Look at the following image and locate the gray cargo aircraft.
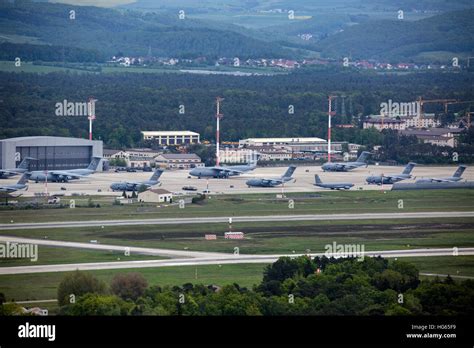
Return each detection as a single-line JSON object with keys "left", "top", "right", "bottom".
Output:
{"left": 416, "top": 165, "right": 466, "bottom": 183}
{"left": 189, "top": 160, "right": 257, "bottom": 179}
{"left": 321, "top": 152, "right": 371, "bottom": 172}
{"left": 314, "top": 174, "right": 354, "bottom": 190}
{"left": 0, "top": 157, "right": 35, "bottom": 179}
{"left": 29, "top": 157, "right": 102, "bottom": 183}
{"left": 110, "top": 169, "right": 163, "bottom": 191}
{"left": 366, "top": 162, "right": 416, "bottom": 185}
{"left": 246, "top": 165, "right": 296, "bottom": 187}
{"left": 0, "top": 173, "right": 31, "bottom": 193}
{"left": 392, "top": 181, "right": 474, "bottom": 190}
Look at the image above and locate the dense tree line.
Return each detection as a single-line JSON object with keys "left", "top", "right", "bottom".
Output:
{"left": 0, "top": 43, "right": 106, "bottom": 63}
{"left": 1, "top": 69, "right": 473, "bottom": 163}
{"left": 3, "top": 256, "right": 471, "bottom": 316}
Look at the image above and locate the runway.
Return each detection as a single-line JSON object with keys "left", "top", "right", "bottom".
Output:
{"left": 1, "top": 211, "right": 474, "bottom": 230}
{"left": 2, "top": 164, "right": 472, "bottom": 197}
{"left": 0, "top": 235, "right": 225, "bottom": 259}
{"left": 1, "top": 246, "right": 472, "bottom": 275}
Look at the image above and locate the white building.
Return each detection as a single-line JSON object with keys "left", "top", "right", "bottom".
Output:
{"left": 141, "top": 131, "right": 200, "bottom": 146}
{"left": 400, "top": 128, "right": 463, "bottom": 148}
{"left": 155, "top": 153, "right": 204, "bottom": 169}
{"left": 239, "top": 137, "right": 326, "bottom": 147}
{"left": 219, "top": 148, "right": 259, "bottom": 163}
{"left": 138, "top": 189, "right": 173, "bottom": 203}
{"left": 103, "top": 148, "right": 162, "bottom": 167}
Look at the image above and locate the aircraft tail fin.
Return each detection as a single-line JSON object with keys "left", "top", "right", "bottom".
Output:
{"left": 282, "top": 165, "right": 296, "bottom": 179}
{"left": 453, "top": 165, "right": 466, "bottom": 178}
{"left": 87, "top": 157, "right": 102, "bottom": 171}
{"left": 17, "top": 172, "right": 31, "bottom": 185}
{"left": 150, "top": 169, "right": 164, "bottom": 182}
{"left": 402, "top": 162, "right": 416, "bottom": 175}
{"left": 315, "top": 174, "right": 322, "bottom": 185}
{"left": 18, "top": 157, "right": 35, "bottom": 170}
{"left": 356, "top": 151, "right": 371, "bottom": 163}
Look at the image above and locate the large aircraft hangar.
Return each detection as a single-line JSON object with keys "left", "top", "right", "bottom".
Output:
{"left": 0, "top": 136, "right": 103, "bottom": 171}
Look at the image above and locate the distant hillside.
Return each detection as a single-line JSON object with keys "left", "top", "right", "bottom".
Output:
{"left": 0, "top": 1, "right": 294, "bottom": 60}
{"left": 314, "top": 10, "right": 474, "bottom": 63}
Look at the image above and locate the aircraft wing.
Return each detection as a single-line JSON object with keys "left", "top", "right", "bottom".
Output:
{"left": 0, "top": 170, "right": 22, "bottom": 176}
{"left": 48, "top": 171, "right": 88, "bottom": 179}
{"left": 428, "top": 178, "right": 452, "bottom": 183}
{"left": 384, "top": 175, "right": 404, "bottom": 180}
{"left": 125, "top": 182, "right": 152, "bottom": 187}
{"left": 213, "top": 167, "right": 244, "bottom": 175}
{"left": 262, "top": 179, "right": 282, "bottom": 186}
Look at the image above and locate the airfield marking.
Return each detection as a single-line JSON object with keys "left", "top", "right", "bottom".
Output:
{"left": 1, "top": 248, "right": 473, "bottom": 275}
{"left": 1, "top": 211, "right": 474, "bottom": 230}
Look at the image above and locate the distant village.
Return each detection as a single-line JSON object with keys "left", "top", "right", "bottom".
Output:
{"left": 109, "top": 54, "right": 464, "bottom": 72}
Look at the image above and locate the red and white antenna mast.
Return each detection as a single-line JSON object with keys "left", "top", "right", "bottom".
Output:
{"left": 215, "top": 97, "right": 224, "bottom": 166}
{"left": 87, "top": 97, "right": 97, "bottom": 140}
{"left": 327, "top": 95, "right": 337, "bottom": 162}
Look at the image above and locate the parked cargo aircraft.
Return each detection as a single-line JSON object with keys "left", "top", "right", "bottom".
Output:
{"left": 416, "top": 165, "right": 466, "bottom": 183}
{"left": 366, "top": 162, "right": 416, "bottom": 185}
{"left": 0, "top": 173, "right": 31, "bottom": 193}
{"left": 314, "top": 174, "right": 354, "bottom": 190}
{"left": 189, "top": 160, "right": 257, "bottom": 178}
{"left": 246, "top": 165, "right": 296, "bottom": 187}
{"left": 110, "top": 169, "right": 163, "bottom": 192}
{"left": 0, "top": 157, "right": 35, "bottom": 179}
{"left": 29, "top": 157, "right": 102, "bottom": 183}
{"left": 321, "top": 152, "right": 371, "bottom": 172}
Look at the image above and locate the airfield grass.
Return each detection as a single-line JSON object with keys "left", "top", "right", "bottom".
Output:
{"left": 0, "top": 246, "right": 163, "bottom": 266}
{"left": 1, "top": 190, "right": 473, "bottom": 223}
{"left": 1, "top": 218, "right": 473, "bottom": 255}
{"left": 0, "top": 263, "right": 267, "bottom": 302}
{"left": 1, "top": 256, "right": 472, "bottom": 306}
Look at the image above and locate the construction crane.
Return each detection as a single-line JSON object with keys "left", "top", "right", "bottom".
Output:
{"left": 445, "top": 100, "right": 474, "bottom": 128}
{"left": 417, "top": 97, "right": 457, "bottom": 120}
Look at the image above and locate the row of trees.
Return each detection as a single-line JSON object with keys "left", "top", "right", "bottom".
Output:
{"left": 5, "top": 256, "right": 469, "bottom": 316}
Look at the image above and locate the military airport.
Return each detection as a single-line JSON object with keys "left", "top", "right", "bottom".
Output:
{"left": 2, "top": 1, "right": 474, "bottom": 345}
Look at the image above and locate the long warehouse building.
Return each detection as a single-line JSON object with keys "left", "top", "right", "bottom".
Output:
{"left": 0, "top": 136, "right": 103, "bottom": 171}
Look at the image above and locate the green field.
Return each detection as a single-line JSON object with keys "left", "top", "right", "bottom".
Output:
{"left": 1, "top": 190, "right": 473, "bottom": 224}
{"left": 1, "top": 217, "right": 473, "bottom": 255}
{"left": 0, "top": 246, "right": 163, "bottom": 266}
{"left": 0, "top": 263, "right": 268, "bottom": 302}
{"left": 1, "top": 256, "right": 472, "bottom": 305}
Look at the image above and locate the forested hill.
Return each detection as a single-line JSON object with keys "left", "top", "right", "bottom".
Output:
{"left": 0, "top": 1, "right": 293, "bottom": 60}
{"left": 1, "top": 70, "right": 473, "bottom": 149}
{"left": 315, "top": 10, "right": 474, "bottom": 62}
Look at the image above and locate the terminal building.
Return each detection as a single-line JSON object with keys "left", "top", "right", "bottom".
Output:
{"left": 141, "top": 131, "right": 200, "bottom": 145}
{"left": 0, "top": 136, "right": 103, "bottom": 171}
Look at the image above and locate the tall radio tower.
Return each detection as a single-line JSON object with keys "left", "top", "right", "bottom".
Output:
{"left": 327, "top": 95, "right": 337, "bottom": 162}
{"left": 87, "top": 97, "right": 97, "bottom": 141}
{"left": 215, "top": 97, "right": 224, "bottom": 166}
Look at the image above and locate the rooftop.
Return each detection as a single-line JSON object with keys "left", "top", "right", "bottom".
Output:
{"left": 241, "top": 137, "right": 326, "bottom": 143}
{"left": 159, "top": 153, "right": 201, "bottom": 160}
{"left": 141, "top": 131, "right": 199, "bottom": 136}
